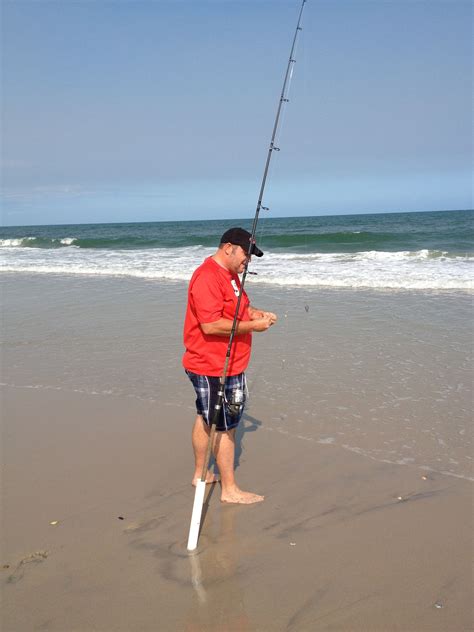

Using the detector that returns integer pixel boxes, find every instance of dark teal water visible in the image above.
[1,209,473,255]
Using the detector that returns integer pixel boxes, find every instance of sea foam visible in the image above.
[1,245,472,291]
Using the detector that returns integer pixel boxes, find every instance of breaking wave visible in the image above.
[1,245,472,291]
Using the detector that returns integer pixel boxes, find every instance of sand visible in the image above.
[1,273,473,631]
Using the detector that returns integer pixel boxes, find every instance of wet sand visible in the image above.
[1,274,473,630]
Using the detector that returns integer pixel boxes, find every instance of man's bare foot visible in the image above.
[221,488,264,504]
[192,471,220,487]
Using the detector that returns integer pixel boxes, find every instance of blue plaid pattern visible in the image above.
[186,370,247,431]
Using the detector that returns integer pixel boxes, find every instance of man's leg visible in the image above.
[191,414,264,504]
[191,414,219,485]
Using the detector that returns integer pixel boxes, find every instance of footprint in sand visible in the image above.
[123,517,165,535]
[6,551,49,584]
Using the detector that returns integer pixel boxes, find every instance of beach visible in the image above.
[3,0,472,622]
[1,272,472,631]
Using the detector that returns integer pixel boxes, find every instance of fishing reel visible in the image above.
[227,388,244,416]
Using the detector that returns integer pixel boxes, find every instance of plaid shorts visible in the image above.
[186,370,247,432]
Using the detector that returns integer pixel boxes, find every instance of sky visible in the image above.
[1,0,472,226]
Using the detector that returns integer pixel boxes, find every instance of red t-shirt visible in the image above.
[183,257,252,376]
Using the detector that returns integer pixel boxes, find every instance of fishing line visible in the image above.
[251,12,305,261]
[260,24,305,271]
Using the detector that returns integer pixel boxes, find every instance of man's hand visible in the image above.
[262,311,277,324]
[251,313,276,332]
[249,306,278,325]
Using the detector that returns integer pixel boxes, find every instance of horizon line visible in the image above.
[1,208,472,230]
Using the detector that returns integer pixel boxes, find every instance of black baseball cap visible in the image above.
[220,227,264,257]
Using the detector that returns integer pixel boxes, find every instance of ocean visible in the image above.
[2,210,473,481]
[1,209,472,291]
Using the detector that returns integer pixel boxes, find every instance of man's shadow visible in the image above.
[234,412,261,469]
[208,412,261,474]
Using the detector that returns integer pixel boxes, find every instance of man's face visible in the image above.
[227,244,250,274]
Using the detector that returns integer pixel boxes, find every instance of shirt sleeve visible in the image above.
[191,271,224,324]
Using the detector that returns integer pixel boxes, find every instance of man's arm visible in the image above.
[201,315,274,336]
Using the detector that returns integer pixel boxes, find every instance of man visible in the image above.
[183,227,277,504]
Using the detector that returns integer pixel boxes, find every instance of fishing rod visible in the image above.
[187,0,306,552]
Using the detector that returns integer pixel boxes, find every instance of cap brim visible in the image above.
[249,244,263,257]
